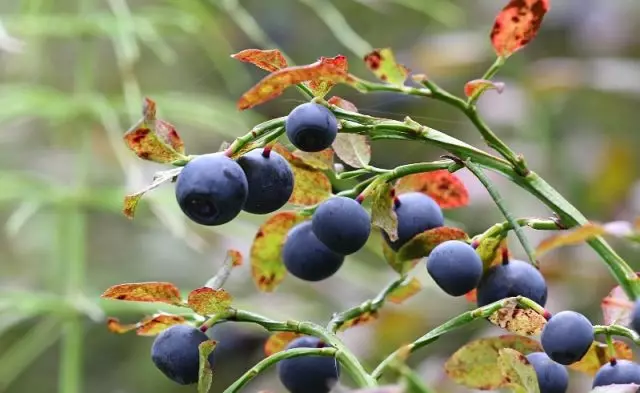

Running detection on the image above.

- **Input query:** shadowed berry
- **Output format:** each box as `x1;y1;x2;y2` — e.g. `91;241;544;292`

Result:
426;240;482;296
541;310;593;365
277;336;340;393
175;153;248;226
630;299;640;336
593;359;640;388
283;221;344;281
151;324;215;385
382;192;444;251
237;148;294;214
476;259;548;307
312;196;371;255
526;352;569;393
285;103;338;152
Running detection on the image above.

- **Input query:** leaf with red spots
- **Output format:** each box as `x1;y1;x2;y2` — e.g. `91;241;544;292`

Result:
198;340;217;393
136;314;188;336
101;282;183;305
328;95;358;112
231;49;288;72
396;227;469;262
364;48;409;86
381;240;419;275
490;0;550;58
536;223;605;257
250;211;306;292
444;335;541;390
395;170;469;209
497;348;540;393
272;144;331;206
122;167;182;219
371;182;398;241
602;285;633;326
264;332;304;356
569;341;633;376
291;149;334;170
338;311;379;332
488;298;546;336
187;287;233;316
305;55;349;97
387;278;422;304
591;385;640;393
464;79;505;98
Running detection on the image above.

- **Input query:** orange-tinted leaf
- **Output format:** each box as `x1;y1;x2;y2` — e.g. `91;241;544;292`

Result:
101;282;182;305
106;317;137;334
141;97;185;154
569;341;633;376
396;227;469;262
305;55;349;97
497;348;540;393
231;49;288;72
476;237;509;270
364;48;409;86
464;79;505;98
122;167;182;219
187;287;233;316
332;134;371;169
264;332;304;356
272;144;331;206
395;170;469;209
602;285;633;326
382;240;419;275
371;182;398;241
465;288;478;303
488;298;546;336
291;149;334;170
228;249;243;267
328;95;358;112
387;278;422;304
591;385;640;393
251;211;306;292
490;0;550;58
137;314;187;336
198;340;217;393
338;311;379;332
536;223;605;257
444;335;541;390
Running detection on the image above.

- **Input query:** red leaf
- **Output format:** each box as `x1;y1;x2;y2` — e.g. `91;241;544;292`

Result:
228;249;243;267
187;287;233;316
395;170;469;209
490;0;550;57
602;285;633;326
305;55;349;97
264;332;304;356
101;282;183;305
231;49;288;72
464;79;505;98
364;48;409;86
464;289;478;303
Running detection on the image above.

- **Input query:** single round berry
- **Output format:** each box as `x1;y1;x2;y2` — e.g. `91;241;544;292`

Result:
630;299;640;336
593;359;640;388
151;324;215;385
526;352;569;393
237;148;294;214
277;336;340;393
541;310;593;365
285;103;338;152
476;259;548;307
175;153;248;226
311;196;371;255
426;240;483;296
382;192;444;251
283;221;344;281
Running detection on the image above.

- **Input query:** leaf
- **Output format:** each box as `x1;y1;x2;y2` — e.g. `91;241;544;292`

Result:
464;289;478;303
395;170;469;209
187;287;233;316
291;149;334;170
106;317;137;334
250;211;306;292
231;48;288;72
382;240;420;275
328;95;358;112
387;278;422;304
444;335;542;390
272;144;332;206
464;79;505;98
601;285;633;326
569;341;633;376
141;97;185;154
371;182;398;241
264;332;304;356
228;249;243;267
490;0;550;58
305;55;349;97
101;282;183;305
332;134;372;169
590;385;640;393
338;311;379;332
364;48;409;86
488;298;546;336
122;167;182;219
476;237;509;270
136;314;187;336
396;227;469;262
536;223;606;257
497;348;540;393
197;340;217;393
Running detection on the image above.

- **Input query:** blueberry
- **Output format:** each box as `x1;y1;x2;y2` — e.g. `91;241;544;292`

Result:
277;336;340;393
175;153;248;226
426;240;482;296
593;359;640;388
285;103;338;152
283;221;344;282
150;324;215;385
526;352;569;393
311;196;371;255
476;259;548;307
382;192;444;251
237;148;294;214
630;299;640;336
541;310;593;365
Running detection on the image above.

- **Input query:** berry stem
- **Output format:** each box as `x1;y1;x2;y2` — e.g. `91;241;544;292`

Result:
224;117;286;157
594;324;640;346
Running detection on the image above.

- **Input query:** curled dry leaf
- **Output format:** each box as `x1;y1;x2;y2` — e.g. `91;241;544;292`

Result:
601;284;633;326
187;287;233;316
197;340;217;393
488;298;546;336
490;0;550;58
123;167;182;219
328;95;358;112
106;314;187;336
396;227;469;262
231;48;288;72
370;182;398;241
101;282;183;305
569;340;633;376
497;348;540;393
395;170;469;209
272;144;331;206
339;311;379;332
264;332;304;356
364;48;409;86
464;79;505;98
227;249;243;267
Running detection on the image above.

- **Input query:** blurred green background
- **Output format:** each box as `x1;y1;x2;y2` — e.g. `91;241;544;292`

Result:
1;0;640;392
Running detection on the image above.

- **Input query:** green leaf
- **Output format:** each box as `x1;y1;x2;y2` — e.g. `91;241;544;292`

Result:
396;227;469;262
197;340;217;393
371;181;398;241
497;348;540;393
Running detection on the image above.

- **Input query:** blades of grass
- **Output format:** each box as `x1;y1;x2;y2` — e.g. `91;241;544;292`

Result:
5;201;42;238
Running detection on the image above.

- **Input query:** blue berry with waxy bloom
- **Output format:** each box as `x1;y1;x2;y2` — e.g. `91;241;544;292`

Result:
285;102;338;152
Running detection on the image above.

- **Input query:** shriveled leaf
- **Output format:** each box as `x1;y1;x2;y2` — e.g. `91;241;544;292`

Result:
273;144;331;206
464;79;505;98
488;298;546;336
328;95;358;112
123;167;182;219
141;97;185;154
106;317;137;334
536;223;605;257
228;249;243;267
198;340;217;393
476;237;509;270
364;48;409;86
590;385;640;393
231;48;288;72
387;278;422;304
497;348;540;393
338;311;378;332
305;55;349;97
602;285;633;326
382;240;419;275
101;282;182;305
251;211;306;292
569;341;633;376
395;170;469;209
371;182;398;241
444;335;542;390
136;314;187;336
264;332;304;356
187;287;233;316
332;134;372;168
464;289;477;303
490;0;550;58
291;149;334;170
396;227;469;262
